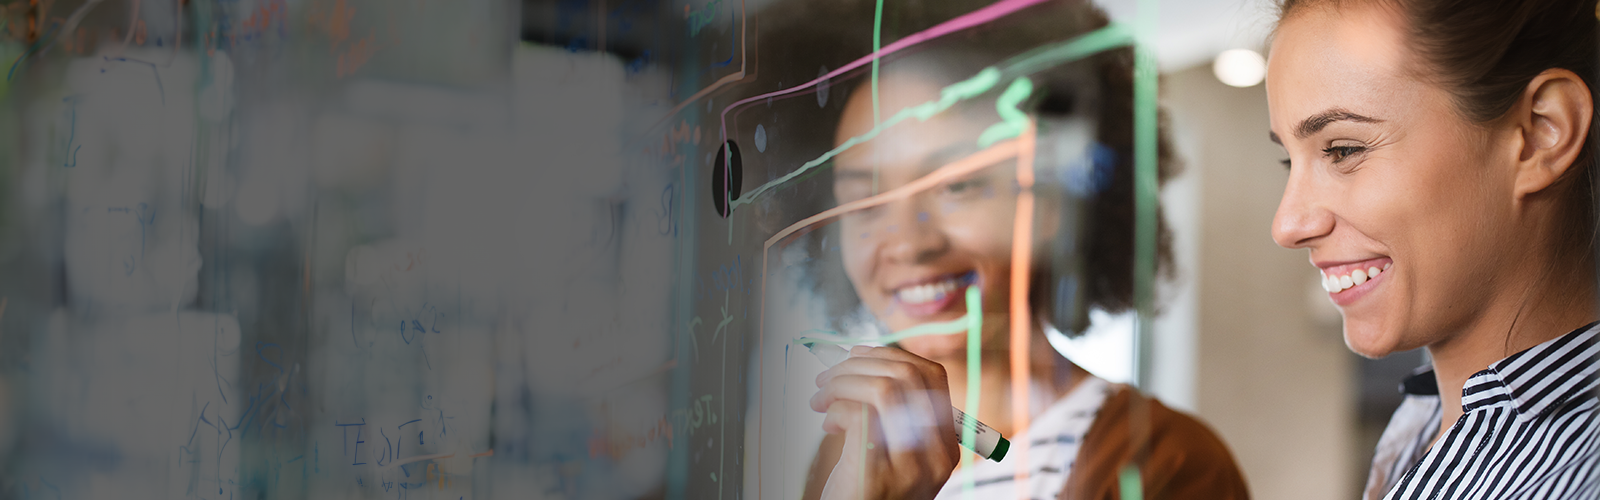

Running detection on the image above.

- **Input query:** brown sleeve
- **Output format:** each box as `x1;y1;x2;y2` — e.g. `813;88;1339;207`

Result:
1059;385;1251;500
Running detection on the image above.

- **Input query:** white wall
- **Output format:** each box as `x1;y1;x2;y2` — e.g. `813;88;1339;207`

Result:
1164;63;1357;500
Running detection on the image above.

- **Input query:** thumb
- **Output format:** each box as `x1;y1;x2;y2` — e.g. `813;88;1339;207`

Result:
822;408;877;500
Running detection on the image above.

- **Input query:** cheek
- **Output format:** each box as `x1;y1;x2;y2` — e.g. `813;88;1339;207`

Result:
941;202;1017;254
838;237;874;295
941;215;1017;309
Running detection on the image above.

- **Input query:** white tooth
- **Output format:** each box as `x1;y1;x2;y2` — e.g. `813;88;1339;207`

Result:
1368;266;1381;277
1322;276;1334;292
1383;262;1391;270
1339;275;1354;290
1352;269;1367;285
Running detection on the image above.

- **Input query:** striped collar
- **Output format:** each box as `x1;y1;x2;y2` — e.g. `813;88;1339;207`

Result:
1402;321;1600;421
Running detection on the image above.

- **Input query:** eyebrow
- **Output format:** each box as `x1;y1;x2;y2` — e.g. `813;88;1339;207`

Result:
1293;108;1384;139
835;143;977;178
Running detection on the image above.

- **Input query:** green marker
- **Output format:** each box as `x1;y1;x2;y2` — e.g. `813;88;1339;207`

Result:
802;341;1010;462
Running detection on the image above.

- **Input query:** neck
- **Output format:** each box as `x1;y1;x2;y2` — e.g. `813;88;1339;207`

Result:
940;328;1088;438
1427;248;1597;444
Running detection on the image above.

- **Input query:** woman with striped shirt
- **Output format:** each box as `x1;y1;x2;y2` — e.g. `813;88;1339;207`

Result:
1267;0;1600;498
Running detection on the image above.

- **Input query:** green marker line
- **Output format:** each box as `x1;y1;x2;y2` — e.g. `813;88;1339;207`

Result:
1132;0;1157;390
976;76;1034;148
872;0;885;196
961;285;981;499
999;22;1133;78
1120;464;1144;500
792;315;968;348
872;0;885;127
729;23;1134;210
860;402;869;499
730;67;1003;210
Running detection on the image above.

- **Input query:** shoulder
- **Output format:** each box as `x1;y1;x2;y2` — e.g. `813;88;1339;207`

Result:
1063;384;1251;500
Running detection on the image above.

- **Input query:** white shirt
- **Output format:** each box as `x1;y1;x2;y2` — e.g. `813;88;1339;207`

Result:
1365;321;1600;500
934;376;1112;500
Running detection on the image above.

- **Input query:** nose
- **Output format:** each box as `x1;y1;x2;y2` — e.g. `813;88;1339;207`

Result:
877;198;949;265
1271;167;1334;249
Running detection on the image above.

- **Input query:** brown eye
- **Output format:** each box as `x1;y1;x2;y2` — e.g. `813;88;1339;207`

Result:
945;179;981;194
1322;145;1365;163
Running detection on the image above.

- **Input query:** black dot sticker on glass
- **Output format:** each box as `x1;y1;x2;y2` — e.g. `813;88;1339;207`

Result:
712;140;743;218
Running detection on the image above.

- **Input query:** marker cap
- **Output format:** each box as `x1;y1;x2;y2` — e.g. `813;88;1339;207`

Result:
989;437;1010;462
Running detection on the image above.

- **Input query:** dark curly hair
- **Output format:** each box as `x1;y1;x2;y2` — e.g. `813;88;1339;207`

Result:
730;0;1179;337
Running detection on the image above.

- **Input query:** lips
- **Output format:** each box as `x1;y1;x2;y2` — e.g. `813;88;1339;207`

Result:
890;271;977;318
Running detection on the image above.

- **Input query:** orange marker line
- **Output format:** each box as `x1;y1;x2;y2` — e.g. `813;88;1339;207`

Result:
642;0;753;137
385;452;455;469
761;139;1022;250
1008;121;1037;491
757;133;1033;498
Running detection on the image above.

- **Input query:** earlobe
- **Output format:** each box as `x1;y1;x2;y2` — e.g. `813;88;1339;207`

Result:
1514;69;1594;198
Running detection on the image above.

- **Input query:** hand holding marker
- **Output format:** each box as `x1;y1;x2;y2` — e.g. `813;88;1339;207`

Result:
802;340;1010;462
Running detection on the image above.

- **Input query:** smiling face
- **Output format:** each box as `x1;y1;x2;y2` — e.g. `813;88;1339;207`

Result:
1267;4;1522;357
832;64;1058;363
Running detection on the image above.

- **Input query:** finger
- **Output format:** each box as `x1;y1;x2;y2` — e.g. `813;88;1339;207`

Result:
815;356;929;388
817;354;958;443
850;346;954;401
820;400;864;435
815;358;952;448
851;345;939;369
820;391;957;496
812;374;943;454
818;348;953;411
820;404;886;500
845;348;961;471
819;355;953;448
820;383;957;485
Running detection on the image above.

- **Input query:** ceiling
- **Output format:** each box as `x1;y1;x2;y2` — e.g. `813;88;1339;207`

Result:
1096;0;1278;71
522;0;1279;73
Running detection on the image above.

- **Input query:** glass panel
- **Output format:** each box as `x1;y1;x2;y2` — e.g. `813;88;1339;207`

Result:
0;0;1185;499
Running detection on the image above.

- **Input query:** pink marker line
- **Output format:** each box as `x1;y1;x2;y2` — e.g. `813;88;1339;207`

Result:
718;0;1048;142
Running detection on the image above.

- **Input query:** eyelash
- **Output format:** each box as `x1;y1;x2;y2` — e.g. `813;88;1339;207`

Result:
1322;145;1366;163
945;178;984;193
1279;145;1368;170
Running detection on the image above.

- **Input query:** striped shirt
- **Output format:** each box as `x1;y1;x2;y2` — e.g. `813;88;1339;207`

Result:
1365;321;1600;500
933;376;1111;500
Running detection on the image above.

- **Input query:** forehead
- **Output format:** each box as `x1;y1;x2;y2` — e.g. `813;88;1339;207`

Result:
1265;4;1422;135
833;65;998;168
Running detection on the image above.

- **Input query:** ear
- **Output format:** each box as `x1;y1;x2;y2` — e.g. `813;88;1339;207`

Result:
1513;68;1594;199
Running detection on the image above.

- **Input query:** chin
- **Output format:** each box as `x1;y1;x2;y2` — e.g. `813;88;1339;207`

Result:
898;333;969;361
1342;317;1401;359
